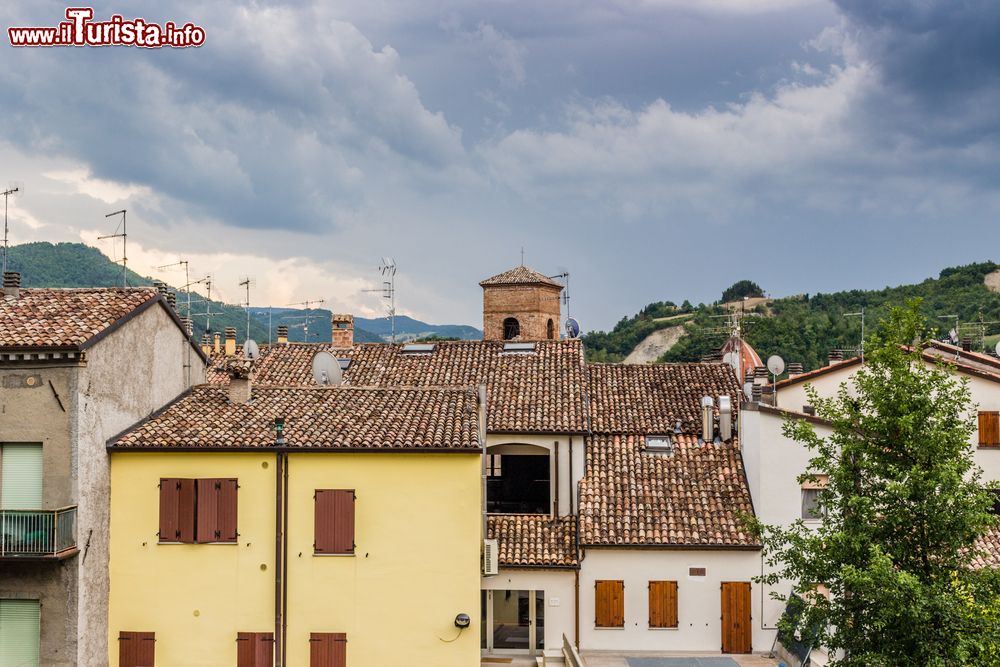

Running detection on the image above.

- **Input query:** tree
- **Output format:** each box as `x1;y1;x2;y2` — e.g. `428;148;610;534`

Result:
720;279;764;303
753;301;1000;666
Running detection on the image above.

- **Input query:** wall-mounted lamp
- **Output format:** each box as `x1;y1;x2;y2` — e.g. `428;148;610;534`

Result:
454;613;471;629
274;417;286;446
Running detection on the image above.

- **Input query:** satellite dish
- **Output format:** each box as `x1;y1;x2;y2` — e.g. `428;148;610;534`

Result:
995;340;1000;357
565;317;580;339
311;351;343;386
243;339;260;360
767;355;785;376
722;351;739;371
743;382;754;401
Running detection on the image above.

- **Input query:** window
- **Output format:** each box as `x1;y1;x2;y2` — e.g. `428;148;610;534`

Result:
801;474;827;521
502;342;536;354
400;343;435;355
310;633;347;667
117;631;155;667
546;319;554;339
486;454;550;514
644;436;674;456
237;632;274;667
486;454;502;478
1;443;43;509
648;581;678;628
502;317;520;340
158;478;237;544
1;600;40;667
315;489;355;555
595;580;624;628
980;411;1000;447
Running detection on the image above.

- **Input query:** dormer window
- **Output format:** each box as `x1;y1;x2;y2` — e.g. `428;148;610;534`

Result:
644;435;674;455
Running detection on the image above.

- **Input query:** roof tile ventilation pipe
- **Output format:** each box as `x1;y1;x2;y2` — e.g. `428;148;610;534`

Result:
718;395;733;441
701;396;714;443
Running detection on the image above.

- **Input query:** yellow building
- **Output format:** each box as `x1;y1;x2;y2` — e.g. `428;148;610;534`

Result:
107;382;483;667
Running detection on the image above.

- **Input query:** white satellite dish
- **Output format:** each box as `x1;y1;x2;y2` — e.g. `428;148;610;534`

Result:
722;351;739;371
767;355;785;376
743;382;754;401
311;351;343;386
995;340;1000;357
243;339;260;361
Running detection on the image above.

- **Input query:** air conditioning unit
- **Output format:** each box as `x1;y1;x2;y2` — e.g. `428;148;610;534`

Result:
483;539;499;576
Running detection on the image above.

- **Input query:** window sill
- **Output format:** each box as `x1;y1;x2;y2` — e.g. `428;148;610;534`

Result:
647;627;679;631
157;541;238;545
977;445;1000;450
594;626;625;630
313;553;356;557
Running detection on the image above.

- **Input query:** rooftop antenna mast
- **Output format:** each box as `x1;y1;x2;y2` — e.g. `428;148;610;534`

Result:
239;276;254;341
98;209;128;287
366;258;397;342
550;269;571;317
2;186;20;274
845;308;865;364
157;259;191;317
190;275;223;335
287;299;325;343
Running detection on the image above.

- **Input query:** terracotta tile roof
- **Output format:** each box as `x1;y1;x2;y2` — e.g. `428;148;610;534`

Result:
110;385;481;450
479;265;562;288
588;363;741;434
487;514;578;567
0;287;158;350
971;525;1000;570
579;434;758;548
205;340;587;433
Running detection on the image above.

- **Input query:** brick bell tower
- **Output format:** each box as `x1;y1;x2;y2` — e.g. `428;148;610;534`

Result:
480;265;563;341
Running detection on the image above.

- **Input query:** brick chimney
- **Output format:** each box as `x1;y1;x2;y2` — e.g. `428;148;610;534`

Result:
200;334;212;356
331;314;354;347
226;362;252;404
213;332;221;354
277;325;289;345
2;271;21;300
224;327;237;356
962;337;973;352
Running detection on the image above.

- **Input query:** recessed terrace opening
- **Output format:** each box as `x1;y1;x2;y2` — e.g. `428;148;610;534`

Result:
486;446;550;514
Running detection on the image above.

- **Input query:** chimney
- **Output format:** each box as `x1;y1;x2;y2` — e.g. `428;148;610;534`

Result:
2;271;21;300
226;363;252;404
331;314;354;347
828;350;844;366
224;327;237;356
277;325;288;345
700;396;714;443
961;337;973;352
153;280;168;296
751;384;763;403
753;366;769;386
213;332;221;354
166;292;177;311
718;395;733;441
787;362;804;377
200;334;212;356
180;317;193;338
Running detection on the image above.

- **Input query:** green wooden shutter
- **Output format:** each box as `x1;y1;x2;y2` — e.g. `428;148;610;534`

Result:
1;444;43;509
0;599;41;667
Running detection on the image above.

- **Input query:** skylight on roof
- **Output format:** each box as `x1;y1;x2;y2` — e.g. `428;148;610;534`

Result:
502;342;536;353
401;343;436;355
644;435;674;455
337;359;351;370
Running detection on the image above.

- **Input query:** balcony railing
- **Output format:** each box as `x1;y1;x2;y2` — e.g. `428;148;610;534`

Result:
0;506;78;558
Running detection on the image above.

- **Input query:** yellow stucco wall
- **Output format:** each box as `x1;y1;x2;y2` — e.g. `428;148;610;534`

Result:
108;451;481;666
285;452;481;667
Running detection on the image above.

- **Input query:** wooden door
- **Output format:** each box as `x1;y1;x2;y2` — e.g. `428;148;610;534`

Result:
721;582;751;654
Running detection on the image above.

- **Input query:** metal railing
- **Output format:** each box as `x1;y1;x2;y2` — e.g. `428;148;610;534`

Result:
0;506;77;557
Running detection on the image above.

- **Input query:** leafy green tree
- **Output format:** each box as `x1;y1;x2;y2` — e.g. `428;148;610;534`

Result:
753;301;1000;666
721;279;764;303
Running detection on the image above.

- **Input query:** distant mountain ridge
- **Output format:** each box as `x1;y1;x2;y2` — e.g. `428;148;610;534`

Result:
7;242;481;344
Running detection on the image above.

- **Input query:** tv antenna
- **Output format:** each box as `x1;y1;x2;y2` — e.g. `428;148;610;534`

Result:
2;186;20;274
98;209;128;287
239;276;254;341
365;257;397;342
157;259;191;317
190;275;223;335
286;299;325;343
550;269;571;317
844;308;865;364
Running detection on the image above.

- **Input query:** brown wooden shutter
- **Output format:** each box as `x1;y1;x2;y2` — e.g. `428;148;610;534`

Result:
217;479;238;542
237;632;274;667
310;633;347;667
980;411;1000;447
159;479;194;543
648;581;678;628
196;478;238;543
595;580;624;628
118;631;155;667
315;489;355;554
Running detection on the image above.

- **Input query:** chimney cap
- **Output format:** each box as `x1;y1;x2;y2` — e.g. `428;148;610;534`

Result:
224;327;237;338
2;271;21;288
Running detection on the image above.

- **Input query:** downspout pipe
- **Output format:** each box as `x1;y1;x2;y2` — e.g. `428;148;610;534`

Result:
478;385;488;541
274;449;284;665
281;454;289;667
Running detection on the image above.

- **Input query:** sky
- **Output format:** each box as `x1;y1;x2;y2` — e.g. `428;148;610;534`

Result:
1;0;999;331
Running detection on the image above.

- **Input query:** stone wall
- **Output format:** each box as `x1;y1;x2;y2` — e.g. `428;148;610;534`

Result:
482;284;561;341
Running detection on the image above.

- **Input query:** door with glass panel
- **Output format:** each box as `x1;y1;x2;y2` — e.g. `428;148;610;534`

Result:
481;590;544;656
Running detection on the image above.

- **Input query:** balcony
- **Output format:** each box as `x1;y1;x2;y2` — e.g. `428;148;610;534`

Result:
0;506;78;559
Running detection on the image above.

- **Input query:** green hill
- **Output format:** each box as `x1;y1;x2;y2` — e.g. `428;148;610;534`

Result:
583;261;1000;371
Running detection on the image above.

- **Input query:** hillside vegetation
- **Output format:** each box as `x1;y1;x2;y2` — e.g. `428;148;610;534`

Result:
584;262;1000;370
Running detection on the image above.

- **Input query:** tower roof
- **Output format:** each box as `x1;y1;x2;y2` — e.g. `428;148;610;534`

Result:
480;265;562;288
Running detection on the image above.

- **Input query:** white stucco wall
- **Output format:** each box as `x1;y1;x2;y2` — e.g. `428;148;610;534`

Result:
485;433;585;516
578;549;771;653
75;303;204;667
481;569;577;656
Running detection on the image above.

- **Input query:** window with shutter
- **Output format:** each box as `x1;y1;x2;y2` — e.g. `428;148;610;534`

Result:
648;581;678;628
0;600;40;667
979;411;1000;447
310;633;347;667
595;580;624;628
158;479;195;543
236;632;274;667
315;489;355;555
196;478;238;543
118;631;155;667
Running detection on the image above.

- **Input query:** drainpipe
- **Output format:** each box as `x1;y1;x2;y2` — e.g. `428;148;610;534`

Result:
568;437;574;514
274;449;284;665
479;385;488;540
281;454;289;667
553;440;560;517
